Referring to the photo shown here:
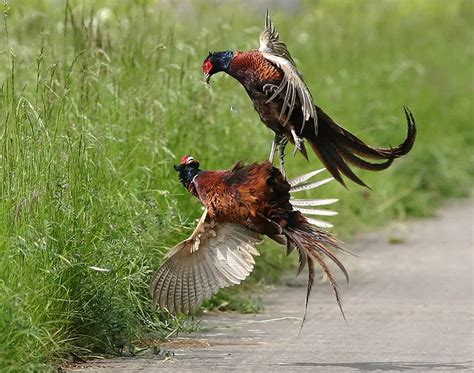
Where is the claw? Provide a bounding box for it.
[263,83,278,97]
[291,128,306,157]
[292,137,305,156]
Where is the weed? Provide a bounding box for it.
[0,0,472,370]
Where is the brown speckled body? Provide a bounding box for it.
[228,51,294,136]
[229,51,283,85]
[192,161,293,235]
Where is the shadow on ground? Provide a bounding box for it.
[278,361,473,371]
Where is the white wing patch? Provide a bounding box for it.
[150,210,262,314]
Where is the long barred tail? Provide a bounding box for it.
[307,106,416,188]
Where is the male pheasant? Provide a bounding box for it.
[150,156,348,325]
[202,12,416,186]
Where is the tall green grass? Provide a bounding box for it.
[0,0,472,370]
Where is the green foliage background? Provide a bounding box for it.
[0,0,472,370]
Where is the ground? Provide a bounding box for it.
[67,200,473,372]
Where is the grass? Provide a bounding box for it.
[0,0,472,370]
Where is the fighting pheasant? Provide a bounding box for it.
[202,11,416,187]
[150,155,348,324]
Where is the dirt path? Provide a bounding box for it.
[69,200,473,372]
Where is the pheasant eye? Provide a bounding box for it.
[202,59,213,74]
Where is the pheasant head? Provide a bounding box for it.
[174,155,200,194]
[202,50,234,84]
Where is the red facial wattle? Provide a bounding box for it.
[202,59,213,74]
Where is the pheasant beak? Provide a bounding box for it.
[204,72,211,85]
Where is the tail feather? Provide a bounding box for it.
[312,141,369,188]
[336,143,394,171]
[284,217,349,330]
[296,242,308,276]
[375,106,417,158]
[310,142,345,187]
[306,106,417,187]
[311,250,346,320]
[301,255,315,330]
[286,239,296,257]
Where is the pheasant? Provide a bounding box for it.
[202,11,416,187]
[150,155,349,325]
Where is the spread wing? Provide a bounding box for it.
[258,10,296,65]
[258,10,318,132]
[150,210,262,314]
[289,168,338,229]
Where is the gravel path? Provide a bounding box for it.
[68,200,474,372]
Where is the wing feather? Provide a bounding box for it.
[262,55,317,128]
[287,168,339,228]
[156,261,174,308]
[168,259,180,314]
[192,256,207,304]
[258,10,296,64]
[293,207,338,216]
[150,210,262,314]
[288,168,326,187]
[259,12,317,131]
[185,255,196,314]
[305,217,334,229]
[208,246,242,284]
[290,198,339,207]
[202,251,224,292]
[290,177,334,193]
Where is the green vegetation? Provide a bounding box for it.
[1,0,472,370]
